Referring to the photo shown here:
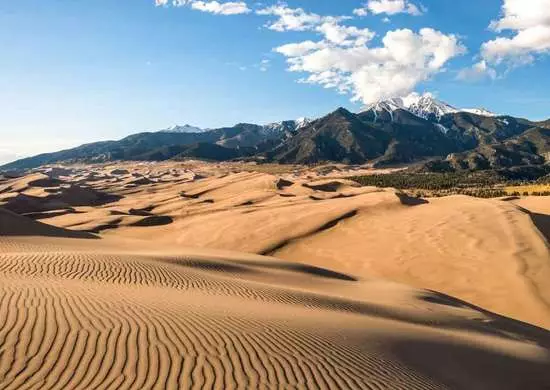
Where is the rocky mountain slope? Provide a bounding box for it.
[429,127,550,171]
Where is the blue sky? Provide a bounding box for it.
[1,0,550,163]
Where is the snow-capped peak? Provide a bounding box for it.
[362,93,498,121]
[294,117,311,129]
[405,93,458,121]
[363,97,406,114]
[158,124,205,134]
[361,98,408,122]
[362,93,458,119]
[262,118,312,135]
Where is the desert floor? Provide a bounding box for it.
[0,161,549,389]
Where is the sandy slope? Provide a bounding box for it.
[0,213,549,389]
[270,195,550,328]
[3,164,550,329]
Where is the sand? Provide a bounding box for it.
[0,162,550,388]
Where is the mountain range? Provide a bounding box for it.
[2,94,549,173]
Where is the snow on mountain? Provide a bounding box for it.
[294,117,311,129]
[158,124,206,134]
[461,108,497,117]
[361,93,458,121]
[405,93,458,121]
[362,98,407,121]
[261,118,312,136]
[362,93,497,121]
[364,98,406,113]
[364,98,406,112]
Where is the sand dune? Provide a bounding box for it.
[0,208,95,239]
[4,163,548,329]
[1,163,550,388]
[0,227,549,389]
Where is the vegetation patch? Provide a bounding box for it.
[349,167,550,198]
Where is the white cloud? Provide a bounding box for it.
[275,27,465,104]
[275,40,328,57]
[257,4,373,46]
[316,21,376,47]
[191,1,250,15]
[457,60,497,82]
[353,0,423,17]
[482,0,550,64]
[256,4,336,32]
[489,0,550,31]
[353,8,368,17]
[156,0,250,15]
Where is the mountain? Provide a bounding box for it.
[267,108,390,164]
[361,95,534,156]
[1,100,547,172]
[268,107,464,166]
[0,129,243,170]
[358,109,467,166]
[173,143,248,161]
[0,119,309,170]
[437,113,533,148]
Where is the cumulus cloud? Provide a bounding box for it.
[156,0,250,15]
[191,1,250,15]
[457,60,497,82]
[482,0,550,64]
[256,4,374,46]
[256,5,374,46]
[275,40,328,57]
[256,4,344,32]
[275,27,465,104]
[317,22,376,47]
[353,0,423,17]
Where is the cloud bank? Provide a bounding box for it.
[156,0,250,15]
[276,26,464,104]
[482,0,550,65]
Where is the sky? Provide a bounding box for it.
[1,0,550,164]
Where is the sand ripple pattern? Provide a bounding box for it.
[0,241,549,389]
[0,248,445,390]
